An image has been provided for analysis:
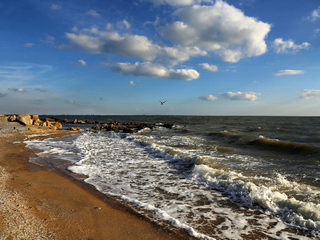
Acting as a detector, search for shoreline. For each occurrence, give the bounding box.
[0,124,195,239]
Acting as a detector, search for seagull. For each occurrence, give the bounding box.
[159,100,167,105]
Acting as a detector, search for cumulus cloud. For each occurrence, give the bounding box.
[199,95,218,101]
[112,62,199,80]
[272,70,305,76]
[200,91,260,101]
[273,38,310,53]
[300,89,320,99]
[51,4,61,10]
[65,29,159,61]
[8,87,26,92]
[157,1,271,62]
[86,9,100,17]
[308,6,320,22]
[23,43,34,47]
[63,27,206,65]
[130,81,135,85]
[60,1,270,65]
[199,63,218,72]
[0,93,7,98]
[314,29,320,36]
[145,0,213,6]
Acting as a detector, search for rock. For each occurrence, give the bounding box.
[92,124,100,130]
[73,119,78,124]
[67,127,80,131]
[163,123,173,129]
[17,114,32,125]
[85,120,93,124]
[8,115,16,122]
[45,118,55,123]
[54,122,62,130]
[30,115,39,121]
[77,120,85,124]
[0,115,8,123]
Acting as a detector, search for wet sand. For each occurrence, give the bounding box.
[0,123,194,239]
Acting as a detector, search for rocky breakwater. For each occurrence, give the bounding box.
[0,114,62,131]
[92,121,173,133]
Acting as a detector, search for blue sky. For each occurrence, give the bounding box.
[0,0,320,115]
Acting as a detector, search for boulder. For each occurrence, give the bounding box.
[45,118,55,123]
[17,114,32,125]
[33,118,42,126]
[8,115,16,122]
[54,122,62,130]
[67,127,80,131]
[30,115,39,121]
[85,120,93,124]
[92,124,100,130]
[77,120,85,124]
[0,115,8,123]
[100,123,108,131]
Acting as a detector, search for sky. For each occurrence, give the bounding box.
[0,0,320,116]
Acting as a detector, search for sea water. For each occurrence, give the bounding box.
[24,116,320,239]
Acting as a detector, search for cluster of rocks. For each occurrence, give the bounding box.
[0,114,62,130]
[57,119,96,125]
[91,121,173,133]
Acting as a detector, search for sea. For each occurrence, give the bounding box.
[23,115,320,240]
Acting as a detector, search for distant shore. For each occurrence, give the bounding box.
[0,122,192,239]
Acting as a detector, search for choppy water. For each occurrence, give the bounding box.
[24,116,320,239]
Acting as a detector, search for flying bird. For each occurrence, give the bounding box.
[159,100,167,105]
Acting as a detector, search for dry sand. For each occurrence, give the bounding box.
[0,123,194,240]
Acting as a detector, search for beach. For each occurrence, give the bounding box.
[0,122,190,240]
[1,115,320,240]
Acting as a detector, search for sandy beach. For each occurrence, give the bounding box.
[0,123,193,240]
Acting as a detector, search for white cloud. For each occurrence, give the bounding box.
[272,38,310,53]
[272,70,305,76]
[8,87,26,92]
[117,20,131,30]
[65,30,160,61]
[308,6,320,21]
[23,43,34,47]
[200,91,260,101]
[51,4,61,10]
[106,23,113,30]
[71,60,86,66]
[145,0,213,6]
[112,62,199,80]
[199,95,218,101]
[157,1,271,62]
[314,29,320,36]
[72,26,78,32]
[78,60,86,66]
[86,9,100,17]
[130,81,135,85]
[300,89,320,99]
[0,93,7,98]
[199,63,218,72]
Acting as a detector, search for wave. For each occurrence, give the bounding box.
[192,164,320,232]
[208,130,320,156]
[251,136,320,155]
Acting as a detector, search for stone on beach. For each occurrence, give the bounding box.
[17,114,33,126]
